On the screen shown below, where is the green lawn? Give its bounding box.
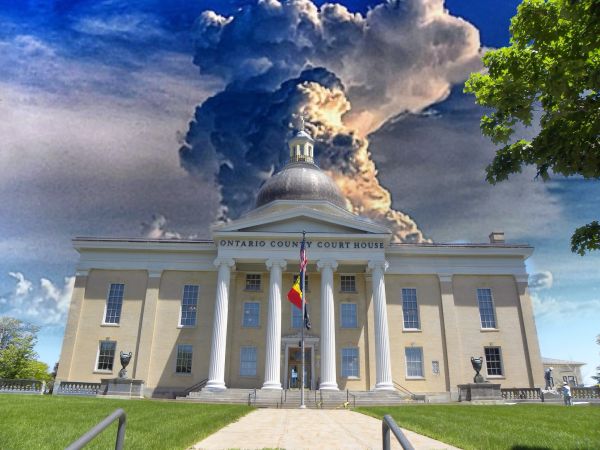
[358,403,600,450]
[0,394,252,449]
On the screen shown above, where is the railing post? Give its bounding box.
[115,413,126,450]
[382,419,390,450]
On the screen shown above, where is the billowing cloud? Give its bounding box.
[181,0,481,241]
[0,272,75,326]
[141,214,183,239]
[529,271,553,290]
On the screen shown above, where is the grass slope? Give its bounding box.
[0,395,252,450]
[358,404,600,450]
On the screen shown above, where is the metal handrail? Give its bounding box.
[382,415,414,450]
[182,378,208,396]
[66,408,126,450]
[248,388,257,406]
[346,389,356,408]
[392,380,415,397]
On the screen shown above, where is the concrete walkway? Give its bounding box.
[191,409,460,450]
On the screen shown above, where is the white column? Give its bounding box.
[205,258,235,391]
[263,259,287,389]
[317,259,339,390]
[368,260,394,391]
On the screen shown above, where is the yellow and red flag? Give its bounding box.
[287,275,302,310]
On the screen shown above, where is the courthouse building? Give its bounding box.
[56,126,544,399]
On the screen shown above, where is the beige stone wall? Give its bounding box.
[386,275,447,393]
[451,275,532,388]
[58,266,541,395]
[146,270,217,392]
[64,269,147,382]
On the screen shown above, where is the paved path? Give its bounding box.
[191,409,460,450]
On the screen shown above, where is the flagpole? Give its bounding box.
[300,230,306,409]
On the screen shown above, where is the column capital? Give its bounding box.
[214,258,235,270]
[75,269,89,277]
[367,260,388,273]
[265,259,287,270]
[317,259,338,271]
[437,273,453,283]
[147,269,162,279]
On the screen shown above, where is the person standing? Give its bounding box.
[562,382,572,406]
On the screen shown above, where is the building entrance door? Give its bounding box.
[287,347,312,389]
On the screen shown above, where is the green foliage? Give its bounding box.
[0,317,50,381]
[464,0,600,254]
[360,404,600,450]
[0,395,252,449]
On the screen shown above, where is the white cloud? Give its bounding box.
[141,214,182,239]
[0,272,75,326]
[531,293,600,319]
[529,271,553,290]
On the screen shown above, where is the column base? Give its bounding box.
[261,382,282,390]
[204,380,227,391]
[374,381,395,391]
[319,382,339,391]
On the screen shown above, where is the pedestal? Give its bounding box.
[458,383,503,404]
[99,378,145,399]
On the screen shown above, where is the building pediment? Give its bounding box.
[214,200,391,237]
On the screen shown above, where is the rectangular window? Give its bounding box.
[341,348,359,378]
[291,304,303,329]
[340,303,357,328]
[432,360,440,375]
[104,283,124,324]
[405,347,424,378]
[340,275,356,292]
[243,302,260,328]
[402,288,420,329]
[180,285,199,327]
[245,274,261,291]
[240,347,257,377]
[484,347,503,376]
[477,288,497,328]
[96,341,116,371]
[176,344,193,374]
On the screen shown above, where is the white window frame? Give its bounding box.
[341,347,360,379]
[102,283,124,325]
[242,302,261,328]
[240,346,257,377]
[340,303,358,328]
[245,274,262,291]
[484,346,504,377]
[340,275,357,293]
[95,340,116,373]
[477,288,498,329]
[179,285,199,328]
[175,344,193,375]
[401,288,420,330]
[405,347,424,379]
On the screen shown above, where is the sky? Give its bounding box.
[0,0,598,384]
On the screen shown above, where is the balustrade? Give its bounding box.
[55,381,101,396]
[0,378,45,394]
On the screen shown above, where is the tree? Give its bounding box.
[0,317,49,381]
[464,0,600,255]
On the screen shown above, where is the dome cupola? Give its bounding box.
[255,118,346,209]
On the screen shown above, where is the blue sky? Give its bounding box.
[0,0,598,384]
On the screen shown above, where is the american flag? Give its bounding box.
[300,238,308,272]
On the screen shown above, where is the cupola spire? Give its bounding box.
[288,114,315,164]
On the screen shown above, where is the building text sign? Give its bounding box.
[218,239,385,249]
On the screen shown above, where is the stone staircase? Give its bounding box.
[179,388,420,408]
